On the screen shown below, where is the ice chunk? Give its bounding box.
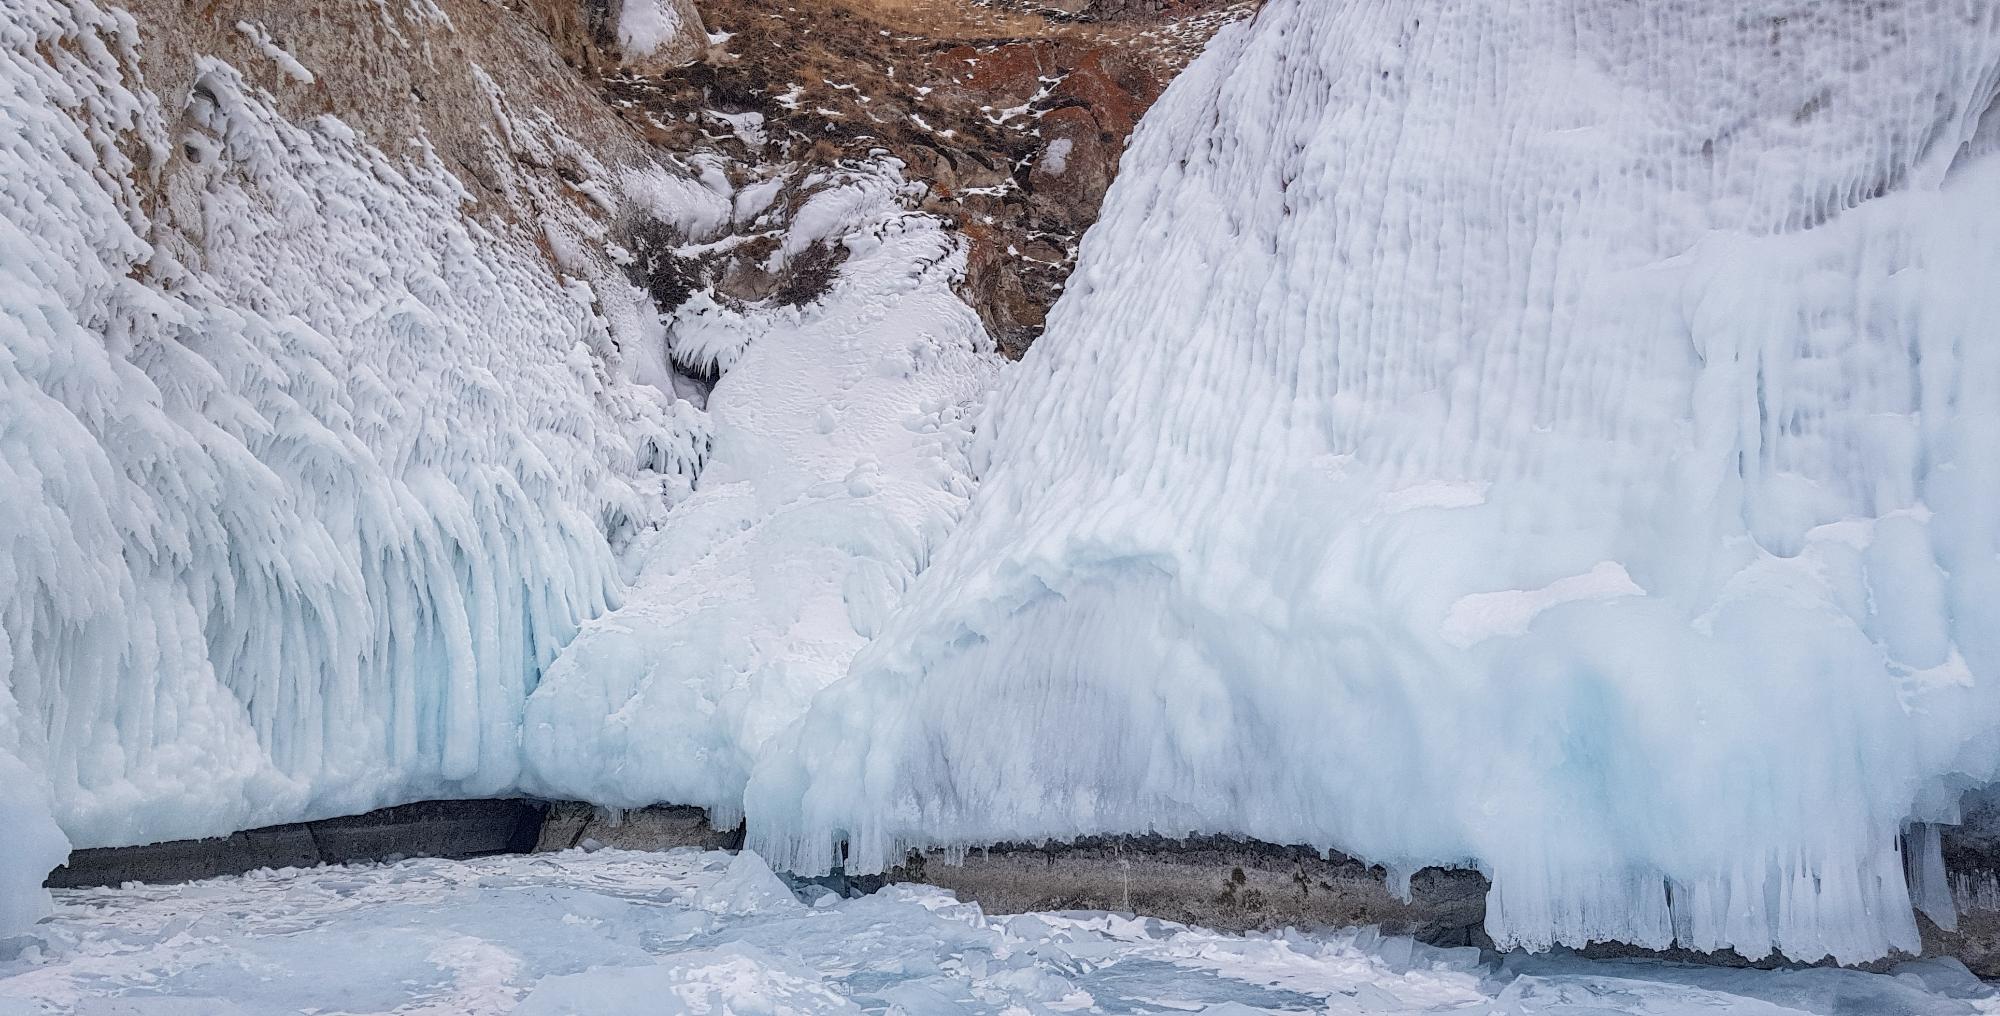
[697,852,805,918]
[1906,822,1957,932]
[0,744,68,934]
[616,0,691,61]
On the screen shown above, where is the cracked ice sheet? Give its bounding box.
[0,851,1995,1016]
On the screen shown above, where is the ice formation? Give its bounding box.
[748,0,2000,964]
[522,167,997,822]
[0,0,998,936]
[0,0,709,928]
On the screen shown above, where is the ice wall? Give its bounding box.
[0,0,706,928]
[748,0,2000,963]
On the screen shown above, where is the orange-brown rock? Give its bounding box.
[590,0,1258,354]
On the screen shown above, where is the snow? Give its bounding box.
[521,164,998,826]
[3,849,1996,1015]
[745,0,2000,966]
[618,0,687,60]
[707,108,767,149]
[1439,562,1645,650]
[232,21,313,83]
[1042,137,1073,177]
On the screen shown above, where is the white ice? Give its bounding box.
[2,0,706,931]
[0,0,998,935]
[12,0,2000,971]
[746,0,2000,965]
[3,849,1996,1016]
[521,166,998,825]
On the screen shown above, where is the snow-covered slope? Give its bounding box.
[748,0,2000,964]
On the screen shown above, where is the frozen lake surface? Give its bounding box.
[0,848,1992,1015]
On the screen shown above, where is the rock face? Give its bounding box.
[110,0,1204,361]
[892,837,1490,945]
[1919,793,2000,979]
[536,802,742,852]
[48,801,547,889]
[122,0,658,231]
[587,0,1256,354]
[529,0,708,77]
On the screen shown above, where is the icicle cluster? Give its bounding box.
[0,0,703,929]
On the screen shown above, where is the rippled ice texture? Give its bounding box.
[746,0,2000,967]
[0,849,1995,1016]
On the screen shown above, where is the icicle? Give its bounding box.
[1906,822,1958,932]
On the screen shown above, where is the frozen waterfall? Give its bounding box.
[0,0,703,929]
[8,0,2000,966]
[746,0,2000,964]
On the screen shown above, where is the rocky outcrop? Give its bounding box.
[41,794,2000,978]
[592,0,1256,353]
[114,0,686,312]
[535,802,742,852]
[891,837,1490,945]
[48,801,547,889]
[533,0,708,77]
[121,0,1245,359]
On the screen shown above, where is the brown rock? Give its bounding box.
[1028,104,1117,224]
[889,835,1489,945]
[1049,49,1145,135]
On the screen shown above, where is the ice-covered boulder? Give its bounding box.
[748,0,2000,964]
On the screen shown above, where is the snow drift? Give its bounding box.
[747,0,2000,964]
